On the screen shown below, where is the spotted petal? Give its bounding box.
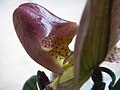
[105,47,120,62]
[13,3,77,74]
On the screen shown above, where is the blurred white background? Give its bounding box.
[0,0,120,90]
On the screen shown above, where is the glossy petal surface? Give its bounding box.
[13,3,77,74]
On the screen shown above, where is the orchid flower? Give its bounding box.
[13,0,120,90]
[13,3,77,74]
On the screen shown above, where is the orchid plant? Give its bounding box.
[13,0,120,90]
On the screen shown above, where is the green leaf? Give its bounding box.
[22,75,38,90]
[74,0,112,89]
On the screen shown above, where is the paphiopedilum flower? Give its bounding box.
[13,1,120,90]
[13,3,77,74]
[47,0,120,89]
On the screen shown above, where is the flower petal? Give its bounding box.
[74,0,112,89]
[105,0,120,62]
[13,3,77,74]
[105,47,120,62]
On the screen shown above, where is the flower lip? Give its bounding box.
[13,2,78,74]
[16,3,68,38]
